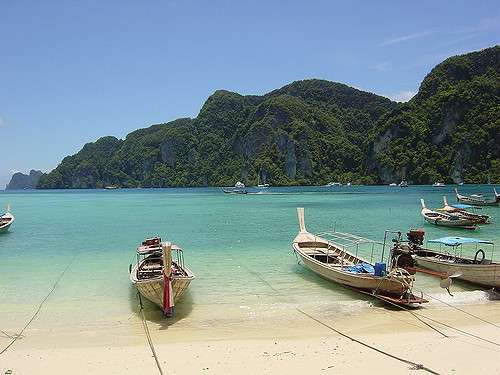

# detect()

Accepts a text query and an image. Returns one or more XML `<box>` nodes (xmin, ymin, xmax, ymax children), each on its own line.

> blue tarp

<box><xmin>451</xmin><ymin>203</ymin><xmax>474</xmax><ymax>209</ymax></box>
<box><xmin>345</xmin><ymin>262</ymin><xmax>374</xmax><ymax>274</ymax></box>
<box><xmin>428</xmin><ymin>236</ymin><xmax>494</xmax><ymax>246</ymax></box>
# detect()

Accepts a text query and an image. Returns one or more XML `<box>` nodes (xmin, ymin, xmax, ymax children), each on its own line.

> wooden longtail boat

<box><xmin>455</xmin><ymin>188</ymin><xmax>499</xmax><ymax>206</ymax></box>
<box><xmin>292</xmin><ymin>208</ymin><xmax>427</xmax><ymax>305</ymax></box>
<box><xmin>0</xmin><ymin>205</ymin><xmax>15</xmax><ymax>233</ymax></box>
<box><xmin>130</xmin><ymin>237</ymin><xmax>195</xmax><ymax>316</ymax></box>
<box><xmin>420</xmin><ymin>199</ymin><xmax>477</xmax><ymax>229</ymax></box>
<box><xmin>437</xmin><ymin>196</ymin><xmax>490</xmax><ymax>224</ymax></box>
<box><xmin>410</xmin><ymin>235</ymin><xmax>500</xmax><ymax>288</ymax></box>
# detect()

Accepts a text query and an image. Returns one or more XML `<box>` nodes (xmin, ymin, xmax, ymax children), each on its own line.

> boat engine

<box><xmin>407</xmin><ymin>229</ymin><xmax>425</xmax><ymax>247</ymax></box>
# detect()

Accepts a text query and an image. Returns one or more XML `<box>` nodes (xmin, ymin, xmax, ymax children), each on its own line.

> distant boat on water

<box><xmin>325</xmin><ymin>182</ymin><xmax>342</xmax><ymax>187</ymax></box>
<box><xmin>222</xmin><ymin>188</ymin><xmax>247</xmax><ymax>194</ymax></box>
<box><xmin>455</xmin><ymin>188</ymin><xmax>499</xmax><ymax>206</ymax></box>
<box><xmin>0</xmin><ymin>205</ymin><xmax>15</xmax><ymax>233</ymax></box>
<box><xmin>222</xmin><ymin>181</ymin><xmax>248</xmax><ymax>194</ymax></box>
<box><xmin>130</xmin><ymin>237</ymin><xmax>195</xmax><ymax>317</ymax></box>
<box><xmin>399</xmin><ymin>180</ymin><xmax>408</xmax><ymax>188</ymax></box>
<box><xmin>389</xmin><ymin>183</ymin><xmax>397</xmax><ymax>187</ymax></box>
<box><xmin>256</xmin><ymin>175</ymin><xmax>270</xmax><ymax>188</ymax></box>
<box><xmin>432</xmin><ymin>182</ymin><xmax>445</xmax><ymax>187</ymax></box>
<box><xmin>438</xmin><ymin>196</ymin><xmax>490</xmax><ymax>224</ymax></box>
<box><xmin>104</xmin><ymin>185</ymin><xmax>119</xmax><ymax>190</ymax></box>
<box><xmin>420</xmin><ymin>199</ymin><xmax>476</xmax><ymax>229</ymax></box>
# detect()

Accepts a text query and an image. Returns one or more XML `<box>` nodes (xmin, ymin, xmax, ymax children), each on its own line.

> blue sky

<box><xmin>1</xmin><ymin>0</ymin><xmax>499</xmax><ymax>187</ymax></box>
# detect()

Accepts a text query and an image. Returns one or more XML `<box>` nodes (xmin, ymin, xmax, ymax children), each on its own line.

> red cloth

<box><xmin>162</xmin><ymin>273</ymin><xmax>174</xmax><ymax>317</ymax></box>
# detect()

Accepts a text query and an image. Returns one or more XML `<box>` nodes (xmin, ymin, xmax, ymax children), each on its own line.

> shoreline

<box><xmin>2</xmin><ymin>301</ymin><xmax>499</xmax><ymax>374</ymax></box>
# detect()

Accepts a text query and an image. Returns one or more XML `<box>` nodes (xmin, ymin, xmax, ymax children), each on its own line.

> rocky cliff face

<box><xmin>6</xmin><ymin>170</ymin><xmax>43</xmax><ymax>190</ymax></box>
<box><xmin>38</xmin><ymin>79</ymin><xmax>395</xmax><ymax>188</ymax></box>
<box><xmin>368</xmin><ymin>46</ymin><xmax>500</xmax><ymax>184</ymax></box>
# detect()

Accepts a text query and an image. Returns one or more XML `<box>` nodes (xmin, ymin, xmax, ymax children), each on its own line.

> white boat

<box><xmin>432</xmin><ymin>182</ymin><xmax>446</xmax><ymax>187</ymax></box>
<box><xmin>235</xmin><ymin>181</ymin><xmax>245</xmax><ymax>188</ymax></box>
<box><xmin>411</xmin><ymin>236</ymin><xmax>500</xmax><ymax>288</ymax></box>
<box><xmin>325</xmin><ymin>182</ymin><xmax>342</xmax><ymax>187</ymax></box>
<box><xmin>257</xmin><ymin>175</ymin><xmax>270</xmax><ymax>188</ymax></box>
<box><xmin>420</xmin><ymin>199</ymin><xmax>476</xmax><ymax>229</ymax></box>
<box><xmin>389</xmin><ymin>183</ymin><xmax>397</xmax><ymax>187</ymax></box>
<box><xmin>399</xmin><ymin>180</ymin><xmax>408</xmax><ymax>188</ymax></box>
<box><xmin>130</xmin><ymin>237</ymin><xmax>195</xmax><ymax>317</ymax></box>
<box><xmin>292</xmin><ymin>208</ymin><xmax>427</xmax><ymax>305</ymax></box>
<box><xmin>0</xmin><ymin>205</ymin><xmax>15</xmax><ymax>233</ymax></box>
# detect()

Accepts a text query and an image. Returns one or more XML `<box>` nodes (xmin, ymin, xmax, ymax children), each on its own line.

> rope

<box><xmin>297</xmin><ymin>309</ymin><xmax>440</xmax><ymax>375</ymax></box>
<box><xmin>0</xmin><ymin>257</ymin><xmax>75</xmax><ymax>355</ymax></box>
<box><xmin>136</xmin><ymin>291</ymin><xmax>165</xmax><ymax>375</ymax></box>
<box><xmin>364</xmin><ymin>289</ymin><xmax>500</xmax><ymax>348</ymax></box>
<box><xmin>244</xmin><ymin>267</ymin><xmax>440</xmax><ymax>374</ymax></box>
<box><xmin>357</xmin><ymin>288</ymin><xmax>449</xmax><ymax>338</ymax></box>
<box><xmin>421</xmin><ymin>291</ymin><xmax>500</xmax><ymax>329</ymax></box>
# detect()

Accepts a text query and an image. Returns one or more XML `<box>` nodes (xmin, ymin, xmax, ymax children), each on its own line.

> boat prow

<box><xmin>0</xmin><ymin>205</ymin><xmax>15</xmax><ymax>233</ymax></box>
<box><xmin>130</xmin><ymin>237</ymin><xmax>195</xmax><ymax>317</ymax></box>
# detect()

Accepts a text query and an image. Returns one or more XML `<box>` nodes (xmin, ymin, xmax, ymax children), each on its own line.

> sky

<box><xmin>1</xmin><ymin>0</ymin><xmax>499</xmax><ymax>187</ymax></box>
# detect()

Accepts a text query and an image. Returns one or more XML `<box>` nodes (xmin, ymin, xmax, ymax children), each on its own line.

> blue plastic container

<box><xmin>374</xmin><ymin>262</ymin><xmax>386</xmax><ymax>277</ymax></box>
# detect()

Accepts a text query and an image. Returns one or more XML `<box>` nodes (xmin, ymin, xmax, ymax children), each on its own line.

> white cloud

<box><xmin>385</xmin><ymin>90</ymin><xmax>417</xmax><ymax>102</ymax></box>
<box><xmin>371</xmin><ymin>62</ymin><xmax>390</xmax><ymax>72</ymax></box>
<box><xmin>380</xmin><ymin>31</ymin><xmax>432</xmax><ymax>47</ymax></box>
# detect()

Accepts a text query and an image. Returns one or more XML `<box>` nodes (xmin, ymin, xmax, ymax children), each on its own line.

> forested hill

<box><xmin>38</xmin><ymin>46</ymin><xmax>500</xmax><ymax>188</ymax></box>
<box><xmin>367</xmin><ymin>45</ymin><xmax>500</xmax><ymax>184</ymax></box>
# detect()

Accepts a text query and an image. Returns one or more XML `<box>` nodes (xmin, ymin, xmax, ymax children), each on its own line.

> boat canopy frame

<box><xmin>426</xmin><ymin>236</ymin><xmax>495</xmax><ymax>261</ymax></box>
<box><xmin>314</xmin><ymin>230</ymin><xmax>392</xmax><ymax>267</ymax></box>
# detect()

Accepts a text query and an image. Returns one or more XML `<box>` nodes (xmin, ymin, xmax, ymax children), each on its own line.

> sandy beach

<box><xmin>2</xmin><ymin>298</ymin><xmax>499</xmax><ymax>375</ymax></box>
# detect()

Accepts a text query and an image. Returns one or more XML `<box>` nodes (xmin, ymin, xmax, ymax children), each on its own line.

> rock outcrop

<box><xmin>6</xmin><ymin>170</ymin><xmax>43</xmax><ymax>190</ymax></box>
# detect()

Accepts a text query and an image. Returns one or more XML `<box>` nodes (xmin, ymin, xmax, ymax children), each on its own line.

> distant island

<box><xmin>6</xmin><ymin>170</ymin><xmax>43</xmax><ymax>190</ymax></box>
<box><xmin>37</xmin><ymin>46</ymin><xmax>500</xmax><ymax>189</ymax></box>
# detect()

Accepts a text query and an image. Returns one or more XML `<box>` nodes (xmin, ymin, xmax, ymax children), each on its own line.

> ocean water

<box><xmin>1</xmin><ymin>185</ymin><xmax>499</xmax><ymax>334</ymax></box>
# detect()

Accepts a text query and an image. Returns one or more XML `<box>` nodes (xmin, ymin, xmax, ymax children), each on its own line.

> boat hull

<box><xmin>0</xmin><ymin>212</ymin><xmax>14</xmax><ymax>233</ymax></box>
<box><xmin>414</xmin><ymin>256</ymin><xmax>500</xmax><ymax>288</ymax></box>
<box><xmin>293</xmin><ymin>243</ymin><xmax>407</xmax><ymax>295</ymax></box>
<box><xmin>423</xmin><ymin>216</ymin><xmax>476</xmax><ymax>229</ymax></box>
<box><xmin>130</xmin><ymin>263</ymin><xmax>195</xmax><ymax>308</ymax></box>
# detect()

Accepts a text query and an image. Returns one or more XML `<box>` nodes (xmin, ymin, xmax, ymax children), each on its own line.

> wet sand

<box><xmin>2</xmin><ymin>299</ymin><xmax>499</xmax><ymax>375</ymax></box>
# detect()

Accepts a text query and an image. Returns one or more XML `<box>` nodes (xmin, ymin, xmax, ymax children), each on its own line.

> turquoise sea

<box><xmin>1</xmin><ymin>185</ymin><xmax>499</xmax><ymax>336</ymax></box>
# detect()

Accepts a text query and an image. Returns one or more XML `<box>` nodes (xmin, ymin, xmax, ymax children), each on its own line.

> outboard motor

<box><xmin>407</xmin><ymin>229</ymin><xmax>425</xmax><ymax>247</ymax></box>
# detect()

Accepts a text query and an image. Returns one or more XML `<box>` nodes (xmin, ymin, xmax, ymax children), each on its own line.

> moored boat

<box><xmin>130</xmin><ymin>237</ymin><xmax>195</xmax><ymax>317</ymax></box>
<box><xmin>0</xmin><ymin>205</ymin><xmax>15</xmax><ymax>233</ymax></box>
<box><xmin>438</xmin><ymin>196</ymin><xmax>490</xmax><ymax>224</ymax></box>
<box><xmin>292</xmin><ymin>208</ymin><xmax>427</xmax><ymax>305</ymax></box>
<box><xmin>409</xmin><ymin>235</ymin><xmax>499</xmax><ymax>288</ymax></box>
<box><xmin>399</xmin><ymin>180</ymin><xmax>408</xmax><ymax>187</ymax></box>
<box><xmin>455</xmin><ymin>188</ymin><xmax>499</xmax><ymax>206</ymax></box>
<box><xmin>433</xmin><ymin>182</ymin><xmax>446</xmax><ymax>187</ymax></box>
<box><xmin>222</xmin><ymin>187</ymin><xmax>248</xmax><ymax>194</ymax></box>
<box><xmin>420</xmin><ymin>199</ymin><xmax>477</xmax><ymax>229</ymax></box>
<box><xmin>222</xmin><ymin>181</ymin><xmax>248</xmax><ymax>194</ymax></box>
